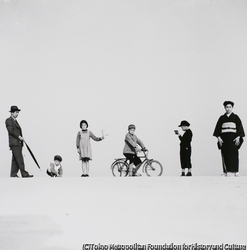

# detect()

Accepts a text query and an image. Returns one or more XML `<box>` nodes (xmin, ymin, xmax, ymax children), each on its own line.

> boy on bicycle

<box><xmin>123</xmin><ymin>124</ymin><xmax>146</xmax><ymax>176</ymax></box>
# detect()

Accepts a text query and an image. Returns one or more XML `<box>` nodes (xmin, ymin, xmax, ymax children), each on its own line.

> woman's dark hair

<box><xmin>223</xmin><ymin>101</ymin><xmax>234</xmax><ymax>107</ymax></box>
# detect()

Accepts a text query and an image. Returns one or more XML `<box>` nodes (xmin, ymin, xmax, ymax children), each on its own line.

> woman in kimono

<box><xmin>213</xmin><ymin>101</ymin><xmax>245</xmax><ymax>176</ymax></box>
<box><xmin>76</xmin><ymin>120</ymin><xmax>104</xmax><ymax>177</ymax></box>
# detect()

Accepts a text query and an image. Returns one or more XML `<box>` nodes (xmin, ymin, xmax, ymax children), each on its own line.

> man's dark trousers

<box><xmin>11</xmin><ymin>146</ymin><xmax>29</xmax><ymax>177</ymax></box>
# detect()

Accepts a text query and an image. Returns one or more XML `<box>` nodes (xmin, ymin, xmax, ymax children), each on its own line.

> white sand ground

<box><xmin>0</xmin><ymin>177</ymin><xmax>246</xmax><ymax>250</ymax></box>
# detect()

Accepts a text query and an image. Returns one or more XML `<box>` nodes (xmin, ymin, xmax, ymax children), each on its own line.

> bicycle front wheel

<box><xmin>145</xmin><ymin>160</ymin><xmax>163</xmax><ymax>177</ymax></box>
<box><xmin>112</xmin><ymin>161</ymin><xmax>129</xmax><ymax>177</ymax></box>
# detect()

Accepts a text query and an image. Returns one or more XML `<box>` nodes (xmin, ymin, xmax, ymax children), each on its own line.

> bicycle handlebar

<box><xmin>141</xmin><ymin>148</ymin><xmax>148</xmax><ymax>152</ymax></box>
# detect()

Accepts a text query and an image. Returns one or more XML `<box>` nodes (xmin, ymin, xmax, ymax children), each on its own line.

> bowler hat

<box><xmin>178</xmin><ymin>120</ymin><xmax>190</xmax><ymax>127</ymax></box>
<box><xmin>9</xmin><ymin>106</ymin><xmax>21</xmax><ymax>113</ymax></box>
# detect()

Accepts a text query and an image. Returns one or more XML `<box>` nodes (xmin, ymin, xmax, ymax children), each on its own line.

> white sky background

<box><xmin>1</xmin><ymin>0</ymin><xmax>247</xmax><ymax>177</ymax></box>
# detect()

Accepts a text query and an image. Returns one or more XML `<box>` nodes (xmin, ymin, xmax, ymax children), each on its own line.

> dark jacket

<box><xmin>179</xmin><ymin>129</ymin><xmax>192</xmax><ymax>150</ymax></box>
<box><xmin>5</xmin><ymin>116</ymin><xmax>23</xmax><ymax>147</ymax></box>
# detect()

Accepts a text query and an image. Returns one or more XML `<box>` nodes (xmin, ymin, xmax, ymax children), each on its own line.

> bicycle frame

<box><xmin>113</xmin><ymin>151</ymin><xmax>153</xmax><ymax>172</ymax></box>
<box><xmin>111</xmin><ymin>150</ymin><xmax>162</xmax><ymax>177</ymax></box>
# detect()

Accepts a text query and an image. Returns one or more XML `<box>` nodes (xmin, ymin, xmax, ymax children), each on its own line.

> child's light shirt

<box><xmin>48</xmin><ymin>162</ymin><xmax>62</xmax><ymax>176</ymax></box>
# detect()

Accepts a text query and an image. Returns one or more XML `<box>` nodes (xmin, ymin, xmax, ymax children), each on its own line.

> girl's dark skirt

<box><xmin>81</xmin><ymin>157</ymin><xmax>90</xmax><ymax>162</ymax></box>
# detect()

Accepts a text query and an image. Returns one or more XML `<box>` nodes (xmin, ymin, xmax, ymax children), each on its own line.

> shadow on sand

<box><xmin>0</xmin><ymin>214</ymin><xmax>72</xmax><ymax>250</ymax></box>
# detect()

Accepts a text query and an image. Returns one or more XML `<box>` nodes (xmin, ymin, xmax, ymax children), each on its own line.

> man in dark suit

<box><xmin>5</xmin><ymin>106</ymin><xmax>33</xmax><ymax>178</ymax></box>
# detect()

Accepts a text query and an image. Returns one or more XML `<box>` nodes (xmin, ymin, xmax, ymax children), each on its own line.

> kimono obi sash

<box><xmin>221</xmin><ymin>122</ymin><xmax>237</xmax><ymax>133</ymax></box>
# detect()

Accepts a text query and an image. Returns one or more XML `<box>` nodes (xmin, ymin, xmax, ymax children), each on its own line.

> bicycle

<box><xmin>111</xmin><ymin>149</ymin><xmax>163</xmax><ymax>177</ymax></box>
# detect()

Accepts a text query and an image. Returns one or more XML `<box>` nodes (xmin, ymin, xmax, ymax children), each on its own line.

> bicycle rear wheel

<box><xmin>145</xmin><ymin>160</ymin><xmax>163</xmax><ymax>177</ymax></box>
<box><xmin>112</xmin><ymin>161</ymin><xmax>129</xmax><ymax>177</ymax></box>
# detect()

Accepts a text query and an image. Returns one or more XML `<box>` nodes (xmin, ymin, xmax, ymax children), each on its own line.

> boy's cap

<box><xmin>54</xmin><ymin>155</ymin><xmax>62</xmax><ymax>162</ymax></box>
<box><xmin>178</xmin><ymin>120</ymin><xmax>190</xmax><ymax>127</ymax></box>
<box><xmin>128</xmin><ymin>124</ymin><xmax>136</xmax><ymax>130</ymax></box>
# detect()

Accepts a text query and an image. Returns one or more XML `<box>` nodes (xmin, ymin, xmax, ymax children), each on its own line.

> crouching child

<box><xmin>47</xmin><ymin>155</ymin><xmax>63</xmax><ymax>177</ymax></box>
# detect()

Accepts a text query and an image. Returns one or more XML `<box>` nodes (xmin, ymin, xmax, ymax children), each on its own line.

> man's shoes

<box><xmin>23</xmin><ymin>175</ymin><xmax>33</xmax><ymax>178</ymax></box>
<box><xmin>186</xmin><ymin>172</ymin><xmax>192</xmax><ymax>176</ymax></box>
<box><xmin>181</xmin><ymin>172</ymin><xmax>185</xmax><ymax>176</ymax></box>
<box><xmin>11</xmin><ymin>175</ymin><xmax>20</xmax><ymax>178</ymax></box>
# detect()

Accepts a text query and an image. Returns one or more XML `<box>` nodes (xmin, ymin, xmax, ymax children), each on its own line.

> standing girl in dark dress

<box><xmin>213</xmin><ymin>101</ymin><xmax>245</xmax><ymax>176</ymax></box>
<box><xmin>175</xmin><ymin>120</ymin><xmax>193</xmax><ymax>176</ymax></box>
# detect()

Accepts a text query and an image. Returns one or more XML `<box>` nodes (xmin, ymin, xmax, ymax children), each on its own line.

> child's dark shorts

<box><xmin>47</xmin><ymin>170</ymin><xmax>57</xmax><ymax>177</ymax></box>
<box><xmin>123</xmin><ymin>153</ymin><xmax>142</xmax><ymax>166</ymax></box>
